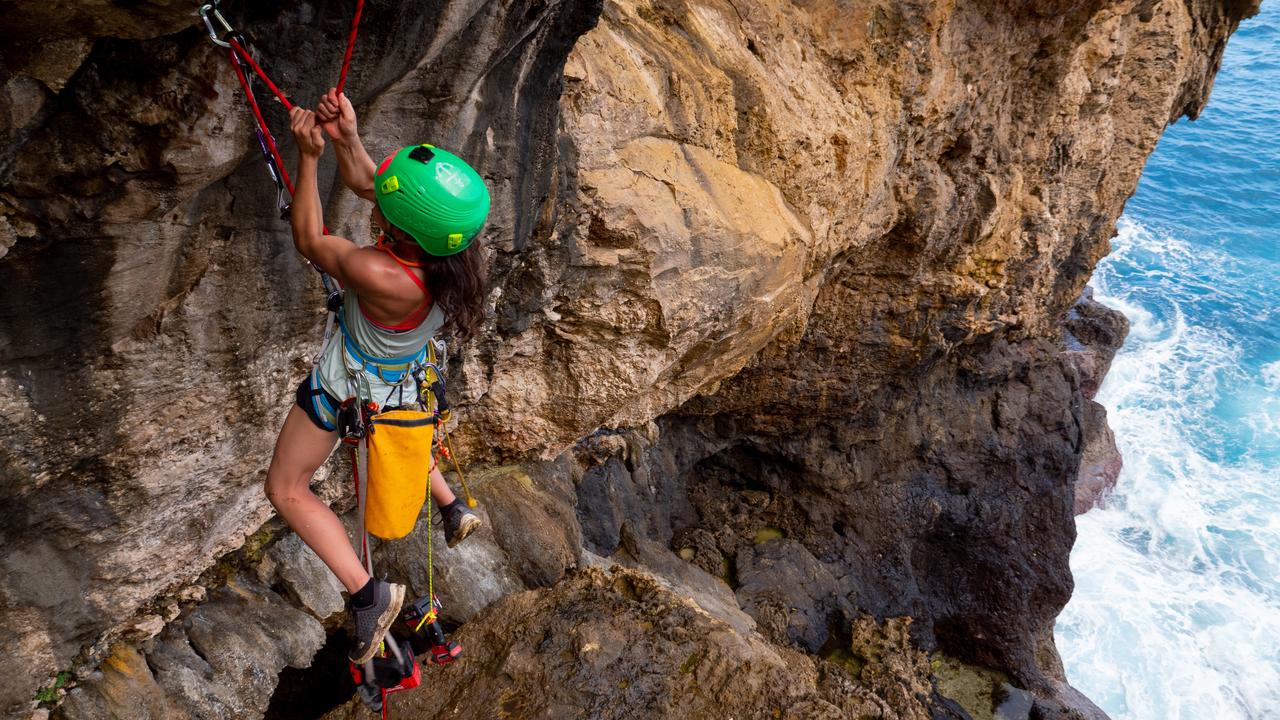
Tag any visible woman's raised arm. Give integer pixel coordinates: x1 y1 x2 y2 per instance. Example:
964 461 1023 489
317 88 377 202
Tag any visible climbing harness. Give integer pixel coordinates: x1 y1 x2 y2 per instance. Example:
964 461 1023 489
197 4 475 716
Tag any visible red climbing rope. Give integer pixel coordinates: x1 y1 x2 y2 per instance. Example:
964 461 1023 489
336 0 366 96
201 1 367 204
225 48 294 194
226 37 295 112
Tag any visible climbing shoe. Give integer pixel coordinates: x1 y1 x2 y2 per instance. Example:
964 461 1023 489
348 579 406 664
442 504 481 548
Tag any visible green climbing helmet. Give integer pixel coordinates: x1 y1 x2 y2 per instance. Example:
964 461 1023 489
373 144 490 257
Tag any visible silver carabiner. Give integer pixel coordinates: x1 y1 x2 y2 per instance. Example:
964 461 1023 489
197 4 233 48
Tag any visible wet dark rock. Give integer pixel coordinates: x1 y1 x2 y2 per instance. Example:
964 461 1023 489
1062 288 1129 514
612 526 757 637
556 338 1086 709
735 539 851 653
464 462 584 589
575 456 640 556
1075 400 1124 515
319 566 942 720
656 339 1081 701
1063 288 1131 400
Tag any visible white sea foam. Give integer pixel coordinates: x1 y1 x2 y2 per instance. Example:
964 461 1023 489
1262 361 1280 391
1058 218 1280 720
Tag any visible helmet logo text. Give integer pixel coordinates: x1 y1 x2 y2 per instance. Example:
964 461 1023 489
434 162 466 193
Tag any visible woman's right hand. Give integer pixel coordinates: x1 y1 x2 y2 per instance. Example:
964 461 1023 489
290 107 326 158
316 88 358 144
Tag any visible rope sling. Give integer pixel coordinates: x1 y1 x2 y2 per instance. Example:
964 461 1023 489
197 4 471 715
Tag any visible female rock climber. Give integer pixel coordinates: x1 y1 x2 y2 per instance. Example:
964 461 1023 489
264 88 487 664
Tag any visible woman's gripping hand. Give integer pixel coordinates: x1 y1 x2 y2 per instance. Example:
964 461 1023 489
290 107 327 159
316 88 358 145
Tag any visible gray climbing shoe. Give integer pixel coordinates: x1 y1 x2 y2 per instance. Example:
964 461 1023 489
348 579 406 664
443 505 481 548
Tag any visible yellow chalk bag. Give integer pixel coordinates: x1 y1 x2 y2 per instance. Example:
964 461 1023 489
364 409 435 540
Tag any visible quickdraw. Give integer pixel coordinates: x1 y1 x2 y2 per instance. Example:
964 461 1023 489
197 1 352 298
200 1 343 384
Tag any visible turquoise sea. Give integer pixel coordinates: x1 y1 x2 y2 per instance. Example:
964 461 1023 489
1056 3 1280 719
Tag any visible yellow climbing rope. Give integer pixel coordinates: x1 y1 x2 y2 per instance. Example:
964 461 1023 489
414 496 436 633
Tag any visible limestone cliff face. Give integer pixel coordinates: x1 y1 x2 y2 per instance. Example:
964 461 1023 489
0 0 1258 718
0 0 600 712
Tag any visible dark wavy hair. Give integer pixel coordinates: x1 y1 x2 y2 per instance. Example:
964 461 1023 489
386 228 487 341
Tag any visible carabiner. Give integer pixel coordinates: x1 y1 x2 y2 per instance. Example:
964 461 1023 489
197 4 233 48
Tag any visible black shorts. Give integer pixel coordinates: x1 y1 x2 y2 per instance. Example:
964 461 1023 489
295 372 343 432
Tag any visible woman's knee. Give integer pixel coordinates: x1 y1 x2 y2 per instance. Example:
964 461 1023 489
263 463 311 506
265 406 336 507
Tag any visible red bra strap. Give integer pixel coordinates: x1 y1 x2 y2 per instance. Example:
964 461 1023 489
379 245 431 298
363 246 432 331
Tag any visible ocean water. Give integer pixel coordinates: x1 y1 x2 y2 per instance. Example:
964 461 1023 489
1055 4 1280 720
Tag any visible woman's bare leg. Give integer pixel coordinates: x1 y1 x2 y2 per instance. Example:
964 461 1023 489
429 464 457 507
265 406 370 593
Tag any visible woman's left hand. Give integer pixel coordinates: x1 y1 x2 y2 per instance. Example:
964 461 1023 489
290 107 326 158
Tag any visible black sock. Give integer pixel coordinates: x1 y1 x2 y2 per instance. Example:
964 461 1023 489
351 578 378 609
438 497 464 515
